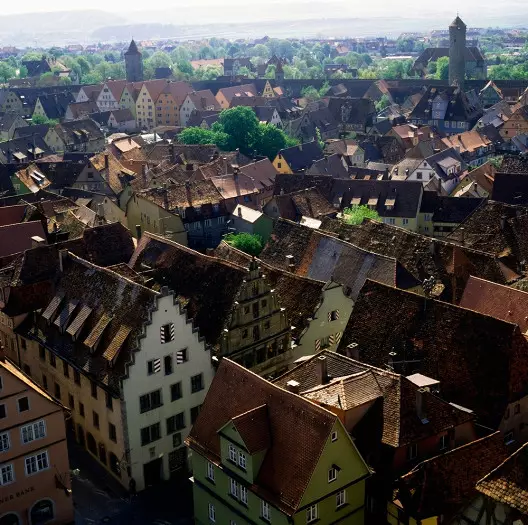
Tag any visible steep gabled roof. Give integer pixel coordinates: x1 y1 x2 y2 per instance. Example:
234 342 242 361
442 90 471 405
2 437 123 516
398 432 507 521
187 359 364 516
129 233 246 345
260 219 405 299
276 141 324 172
477 441 528 514
338 279 528 428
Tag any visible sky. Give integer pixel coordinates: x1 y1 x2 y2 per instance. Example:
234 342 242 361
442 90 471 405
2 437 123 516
1 0 527 26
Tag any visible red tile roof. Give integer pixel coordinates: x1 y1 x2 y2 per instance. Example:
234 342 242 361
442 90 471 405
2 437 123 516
0 221 47 258
460 276 528 334
477 441 528 514
187 359 352 515
398 432 508 520
0 204 26 226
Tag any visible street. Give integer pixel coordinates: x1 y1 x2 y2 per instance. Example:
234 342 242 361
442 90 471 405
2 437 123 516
69 440 194 525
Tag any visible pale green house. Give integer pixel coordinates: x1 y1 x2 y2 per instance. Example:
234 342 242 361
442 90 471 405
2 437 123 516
186 359 370 525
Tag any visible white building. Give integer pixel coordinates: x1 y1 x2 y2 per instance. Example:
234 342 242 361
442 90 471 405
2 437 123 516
7 251 214 492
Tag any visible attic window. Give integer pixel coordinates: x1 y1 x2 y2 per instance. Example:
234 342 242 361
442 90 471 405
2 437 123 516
160 323 175 344
331 431 338 442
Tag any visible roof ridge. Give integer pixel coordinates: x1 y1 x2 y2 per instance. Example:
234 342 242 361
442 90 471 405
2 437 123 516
67 251 159 296
141 232 248 273
403 431 502 480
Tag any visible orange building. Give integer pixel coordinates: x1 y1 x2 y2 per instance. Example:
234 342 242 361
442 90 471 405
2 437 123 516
0 353 73 525
155 81 193 127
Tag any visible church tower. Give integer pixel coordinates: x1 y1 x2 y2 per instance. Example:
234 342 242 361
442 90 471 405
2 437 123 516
125 39 144 82
449 16 466 90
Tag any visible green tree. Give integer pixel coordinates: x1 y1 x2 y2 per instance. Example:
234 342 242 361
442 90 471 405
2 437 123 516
0 62 16 82
32 115 58 126
301 85 321 102
375 94 391 112
58 76 72 85
435 56 450 80
248 44 270 59
254 124 288 160
216 106 260 153
224 233 263 256
37 72 56 86
342 205 381 225
148 51 173 69
18 65 28 78
177 60 193 75
178 127 230 149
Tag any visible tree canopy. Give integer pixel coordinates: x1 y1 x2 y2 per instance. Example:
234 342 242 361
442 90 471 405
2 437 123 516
342 205 381 225
224 233 263 256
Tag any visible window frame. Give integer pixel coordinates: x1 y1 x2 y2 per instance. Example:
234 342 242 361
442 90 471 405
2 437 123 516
191 373 204 394
261 500 271 521
307 504 318 523
336 489 346 508
24 450 49 476
17 396 30 413
328 467 338 483
21 420 46 444
206 461 215 482
208 503 216 523
0 463 14 485
0 431 10 452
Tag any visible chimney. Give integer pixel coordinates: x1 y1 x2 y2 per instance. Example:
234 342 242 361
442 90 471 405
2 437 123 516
128 137 132 144
31 235 45 248
286 380 300 394
169 142 175 164
416 388 428 422
104 153 109 170
346 342 359 360
163 182 169 210
316 355 329 385
472 182 478 192
237 206 242 218
0 345 5 362
299 143 303 152
58 249 68 272
136 224 142 239
459 227 465 245
500 215 507 230
186 163 194 171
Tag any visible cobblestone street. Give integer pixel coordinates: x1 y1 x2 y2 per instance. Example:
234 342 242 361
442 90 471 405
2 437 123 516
69 440 194 525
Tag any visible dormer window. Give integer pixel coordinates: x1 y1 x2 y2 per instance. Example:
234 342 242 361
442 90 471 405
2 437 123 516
238 451 247 470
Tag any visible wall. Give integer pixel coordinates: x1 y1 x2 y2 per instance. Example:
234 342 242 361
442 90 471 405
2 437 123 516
179 97 196 128
0 362 74 525
191 452 290 525
15 335 130 490
294 283 352 361
126 194 188 246
120 88 137 119
135 85 155 130
122 294 214 491
101 197 127 227
296 419 369 525
156 93 179 128
272 154 293 174
44 129 65 153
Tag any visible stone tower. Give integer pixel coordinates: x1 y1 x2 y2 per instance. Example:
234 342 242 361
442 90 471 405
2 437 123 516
274 60 285 84
449 15 466 89
125 39 144 82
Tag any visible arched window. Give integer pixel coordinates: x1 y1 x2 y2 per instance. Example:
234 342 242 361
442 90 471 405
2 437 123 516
86 432 97 455
98 443 107 465
0 513 20 525
30 500 54 525
109 453 121 478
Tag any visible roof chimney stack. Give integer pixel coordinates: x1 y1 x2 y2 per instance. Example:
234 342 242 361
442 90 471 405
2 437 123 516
316 355 329 385
136 224 142 239
104 152 109 170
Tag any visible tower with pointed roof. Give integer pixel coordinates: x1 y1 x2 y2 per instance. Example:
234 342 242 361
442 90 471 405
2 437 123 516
125 39 144 82
449 15 466 90
274 59 285 84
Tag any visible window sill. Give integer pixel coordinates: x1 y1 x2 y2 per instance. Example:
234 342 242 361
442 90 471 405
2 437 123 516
336 503 349 511
205 476 215 485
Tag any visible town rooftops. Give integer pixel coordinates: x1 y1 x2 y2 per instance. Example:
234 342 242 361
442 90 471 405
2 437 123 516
217 83 258 104
129 233 246 346
341 179 423 219
213 240 326 341
18 251 158 393
491 172 528 206
271 188 336 221
419 192 485 223
338 279 528 428
0 221 47 258
187 359 367 516
460 276 528 334
397 432 507 521
274 350 474 448
53 118 104 146
276 141 324 172
259 219 411 299
476 441 528 514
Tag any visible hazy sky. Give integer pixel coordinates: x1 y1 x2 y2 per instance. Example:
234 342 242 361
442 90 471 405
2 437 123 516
0 0 484 16
1 0 526 25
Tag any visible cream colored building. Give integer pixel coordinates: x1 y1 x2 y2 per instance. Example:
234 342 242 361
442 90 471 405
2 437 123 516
3 251 213 492
126 192 187 245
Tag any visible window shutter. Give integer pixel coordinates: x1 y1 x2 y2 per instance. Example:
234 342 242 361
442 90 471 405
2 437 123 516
315 339 321 352
153 358 161 373
335 309 340 320
327 312 332 322
335 331 343 346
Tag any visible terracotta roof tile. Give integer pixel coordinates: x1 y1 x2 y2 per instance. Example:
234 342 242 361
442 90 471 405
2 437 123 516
232 404 271 454
477 441 528 514
398 432 508 520
338 279 528 428
187 359 345 515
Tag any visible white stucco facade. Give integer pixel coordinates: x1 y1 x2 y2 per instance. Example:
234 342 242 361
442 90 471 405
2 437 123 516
293 282 354 361
121 292 214 491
